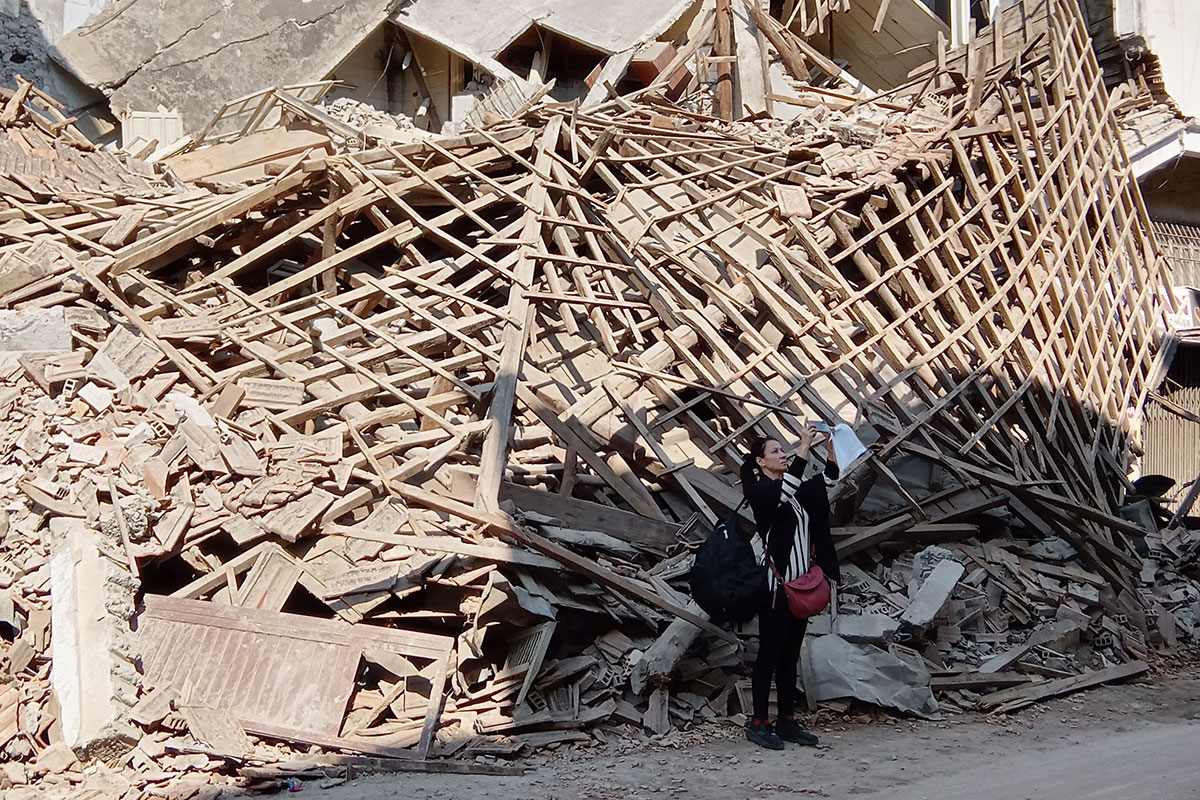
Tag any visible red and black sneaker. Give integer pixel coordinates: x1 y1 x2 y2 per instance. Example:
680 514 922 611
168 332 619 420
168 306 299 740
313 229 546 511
776 717 819 746
745 718 785 750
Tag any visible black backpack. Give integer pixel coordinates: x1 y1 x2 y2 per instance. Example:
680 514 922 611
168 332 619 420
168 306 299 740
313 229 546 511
689 504 767 623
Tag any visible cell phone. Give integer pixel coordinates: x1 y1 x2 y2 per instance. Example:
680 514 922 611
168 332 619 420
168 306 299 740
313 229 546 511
808 421 831 433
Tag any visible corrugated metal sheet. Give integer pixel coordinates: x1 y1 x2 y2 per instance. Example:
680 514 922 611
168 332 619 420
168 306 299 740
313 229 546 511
1142 344 1200 508
139 595 454 757
1153 220 1200 289
1142 222 1200 509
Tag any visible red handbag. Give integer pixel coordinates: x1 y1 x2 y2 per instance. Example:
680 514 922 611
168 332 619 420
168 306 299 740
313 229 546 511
767 560 831 619
762 493 832 619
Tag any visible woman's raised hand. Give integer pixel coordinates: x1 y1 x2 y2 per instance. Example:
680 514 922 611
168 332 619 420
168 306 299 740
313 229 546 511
797 423 816 456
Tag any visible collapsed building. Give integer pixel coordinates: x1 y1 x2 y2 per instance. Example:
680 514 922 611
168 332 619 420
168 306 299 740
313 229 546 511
0 0 1198 796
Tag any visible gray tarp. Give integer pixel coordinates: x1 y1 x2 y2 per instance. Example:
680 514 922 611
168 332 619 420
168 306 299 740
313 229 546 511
803 634 940 718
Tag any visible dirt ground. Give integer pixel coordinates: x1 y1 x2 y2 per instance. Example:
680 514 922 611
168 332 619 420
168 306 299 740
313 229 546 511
298 657 1200 800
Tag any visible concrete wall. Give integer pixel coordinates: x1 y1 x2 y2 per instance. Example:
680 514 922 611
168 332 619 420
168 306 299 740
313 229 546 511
52 0 396 132
326 23 460 129
327 23 395 112
410 29 456 125
1115 0 1200 118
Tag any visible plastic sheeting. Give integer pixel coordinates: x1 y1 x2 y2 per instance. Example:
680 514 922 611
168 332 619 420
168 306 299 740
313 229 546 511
803 634 940 718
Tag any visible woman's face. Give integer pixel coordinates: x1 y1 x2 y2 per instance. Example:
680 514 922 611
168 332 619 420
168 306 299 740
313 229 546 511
756 439 788 475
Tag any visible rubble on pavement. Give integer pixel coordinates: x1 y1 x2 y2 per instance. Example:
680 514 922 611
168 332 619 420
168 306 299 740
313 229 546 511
0 0 1198 796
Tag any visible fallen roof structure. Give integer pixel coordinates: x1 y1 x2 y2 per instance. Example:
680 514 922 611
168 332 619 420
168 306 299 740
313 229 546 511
0 0 1196 794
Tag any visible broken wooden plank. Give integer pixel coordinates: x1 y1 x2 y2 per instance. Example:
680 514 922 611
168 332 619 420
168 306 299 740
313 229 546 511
977 662 1149 713
500 481 678 551
385 482 736 644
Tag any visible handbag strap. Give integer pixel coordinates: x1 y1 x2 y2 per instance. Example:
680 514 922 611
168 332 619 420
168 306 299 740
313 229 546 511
765 555 786 584
763 499 790 584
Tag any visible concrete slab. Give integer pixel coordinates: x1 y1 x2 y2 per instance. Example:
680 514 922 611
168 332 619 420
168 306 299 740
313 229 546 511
51 0 396 131
834 613 901 644
394 0 697 65
899 559 965 629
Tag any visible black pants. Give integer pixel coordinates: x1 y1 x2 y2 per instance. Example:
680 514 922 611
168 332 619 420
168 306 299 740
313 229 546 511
752 588 808 721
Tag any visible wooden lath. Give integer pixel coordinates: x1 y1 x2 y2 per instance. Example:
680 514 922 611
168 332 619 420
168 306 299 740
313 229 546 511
192 81 341 146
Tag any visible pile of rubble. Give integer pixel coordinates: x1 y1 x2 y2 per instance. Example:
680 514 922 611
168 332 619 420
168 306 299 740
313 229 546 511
0 0 1198 796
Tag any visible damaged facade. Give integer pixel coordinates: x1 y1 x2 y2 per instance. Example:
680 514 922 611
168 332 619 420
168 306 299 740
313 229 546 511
1080 0 1200 510
0 0 1198 795
47 0 960 139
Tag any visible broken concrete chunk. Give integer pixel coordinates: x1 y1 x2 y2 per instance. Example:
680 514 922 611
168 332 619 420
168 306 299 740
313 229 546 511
1031 617 1088 653
178 704 251 758
49 518 140 760
33 742 80 775
77 382 115 413
0 309 71 353
900 558 965 629
76 766 133 797
0 760 26 786
908 545 957 598
643 686 671 735
1028 536 1078 562
806 613 832 636
977 618 1088 674
129 685 179 728
6 639 34 675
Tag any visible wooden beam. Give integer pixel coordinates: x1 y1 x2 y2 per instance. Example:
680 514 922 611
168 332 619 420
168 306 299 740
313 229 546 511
110 170 312 275
384 482 737 644
475 117 562 513
499 481 679 550
715 0 735 121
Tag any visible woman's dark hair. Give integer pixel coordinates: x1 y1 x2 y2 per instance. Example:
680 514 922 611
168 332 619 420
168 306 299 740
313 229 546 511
740 437 773 498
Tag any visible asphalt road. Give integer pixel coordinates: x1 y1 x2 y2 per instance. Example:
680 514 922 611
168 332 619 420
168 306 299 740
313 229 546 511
289 677 1200 800
850 720 1200 800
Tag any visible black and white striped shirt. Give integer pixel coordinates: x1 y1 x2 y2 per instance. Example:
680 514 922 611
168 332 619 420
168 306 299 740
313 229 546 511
745 451 841 590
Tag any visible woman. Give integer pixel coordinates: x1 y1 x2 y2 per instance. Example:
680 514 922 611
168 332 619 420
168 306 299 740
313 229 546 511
739 425 840 750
